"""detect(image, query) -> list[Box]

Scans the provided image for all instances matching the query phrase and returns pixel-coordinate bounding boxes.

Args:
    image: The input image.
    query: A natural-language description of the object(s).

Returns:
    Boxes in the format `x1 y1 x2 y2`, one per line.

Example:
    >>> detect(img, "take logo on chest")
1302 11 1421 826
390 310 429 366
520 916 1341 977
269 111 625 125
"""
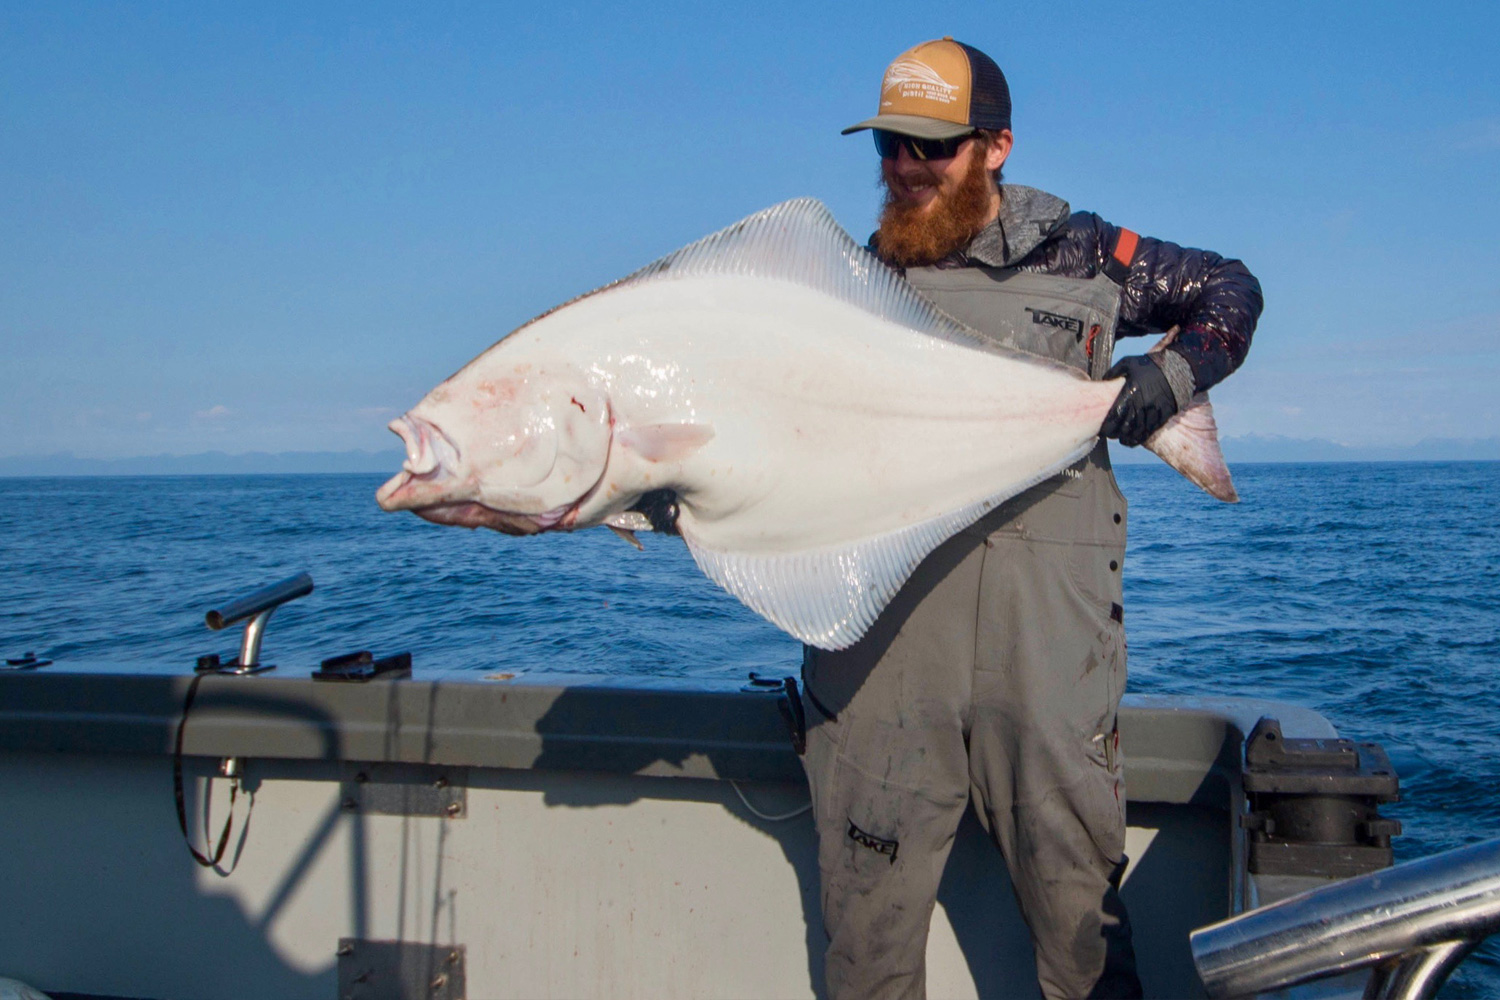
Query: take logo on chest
1025 306 1085 339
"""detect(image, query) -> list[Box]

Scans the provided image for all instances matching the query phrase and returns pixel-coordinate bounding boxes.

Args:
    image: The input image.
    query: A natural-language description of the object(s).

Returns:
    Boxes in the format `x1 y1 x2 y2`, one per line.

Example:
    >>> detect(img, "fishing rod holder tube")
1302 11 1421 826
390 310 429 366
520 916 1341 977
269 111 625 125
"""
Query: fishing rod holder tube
1191 836 1500 998
198 571 313 675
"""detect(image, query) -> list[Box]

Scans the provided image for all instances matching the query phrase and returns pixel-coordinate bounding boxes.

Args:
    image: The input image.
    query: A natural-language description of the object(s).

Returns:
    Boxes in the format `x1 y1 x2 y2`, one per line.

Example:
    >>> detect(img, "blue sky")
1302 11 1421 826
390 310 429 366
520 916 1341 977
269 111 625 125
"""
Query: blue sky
3 2 1498 458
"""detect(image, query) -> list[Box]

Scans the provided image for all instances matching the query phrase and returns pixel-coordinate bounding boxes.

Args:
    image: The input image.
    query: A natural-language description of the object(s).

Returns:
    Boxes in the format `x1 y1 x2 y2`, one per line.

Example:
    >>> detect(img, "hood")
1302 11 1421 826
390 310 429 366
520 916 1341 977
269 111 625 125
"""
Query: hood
966 184 1072 267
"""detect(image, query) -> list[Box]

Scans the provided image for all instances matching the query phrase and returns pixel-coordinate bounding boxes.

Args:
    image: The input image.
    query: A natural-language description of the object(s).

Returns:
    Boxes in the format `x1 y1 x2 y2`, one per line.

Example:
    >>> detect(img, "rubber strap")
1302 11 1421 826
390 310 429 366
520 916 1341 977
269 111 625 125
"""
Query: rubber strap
776 677 807 756
173 673 239 869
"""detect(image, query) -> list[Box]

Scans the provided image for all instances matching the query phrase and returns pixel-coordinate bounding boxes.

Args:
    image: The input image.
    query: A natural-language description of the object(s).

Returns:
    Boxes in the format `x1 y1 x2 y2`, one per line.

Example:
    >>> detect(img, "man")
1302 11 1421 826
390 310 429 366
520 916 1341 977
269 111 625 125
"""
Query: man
799 38 1262 999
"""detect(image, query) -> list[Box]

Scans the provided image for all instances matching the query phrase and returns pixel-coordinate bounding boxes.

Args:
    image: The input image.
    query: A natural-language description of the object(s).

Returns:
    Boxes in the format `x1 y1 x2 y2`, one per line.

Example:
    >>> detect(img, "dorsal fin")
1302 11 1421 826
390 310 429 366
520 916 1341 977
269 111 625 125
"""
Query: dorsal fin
616 197 995 354
509 198 1081 381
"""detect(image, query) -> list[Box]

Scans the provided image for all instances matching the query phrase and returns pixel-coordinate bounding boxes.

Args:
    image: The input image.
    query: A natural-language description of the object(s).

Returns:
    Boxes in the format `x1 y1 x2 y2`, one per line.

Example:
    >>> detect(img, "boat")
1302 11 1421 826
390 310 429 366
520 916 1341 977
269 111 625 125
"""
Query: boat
0 573 1493 999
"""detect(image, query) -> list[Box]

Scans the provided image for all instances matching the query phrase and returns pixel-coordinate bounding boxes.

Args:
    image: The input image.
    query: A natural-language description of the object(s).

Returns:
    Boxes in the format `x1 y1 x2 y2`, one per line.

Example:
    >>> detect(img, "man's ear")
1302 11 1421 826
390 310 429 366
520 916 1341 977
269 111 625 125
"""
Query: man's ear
985 129 1014 172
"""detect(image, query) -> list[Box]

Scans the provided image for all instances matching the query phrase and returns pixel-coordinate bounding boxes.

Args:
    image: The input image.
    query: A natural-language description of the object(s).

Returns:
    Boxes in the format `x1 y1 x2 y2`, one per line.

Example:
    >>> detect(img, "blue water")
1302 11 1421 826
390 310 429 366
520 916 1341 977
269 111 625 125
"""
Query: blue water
2 463 1498 995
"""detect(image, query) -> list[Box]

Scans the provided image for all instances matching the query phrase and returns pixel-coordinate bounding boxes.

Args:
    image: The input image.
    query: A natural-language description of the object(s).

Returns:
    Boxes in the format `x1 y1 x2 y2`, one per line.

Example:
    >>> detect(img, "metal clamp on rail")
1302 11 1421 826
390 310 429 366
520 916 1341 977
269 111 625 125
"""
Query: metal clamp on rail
312 650 412 682
197 571 313 675
1191 836 1500 999
3 651 52 670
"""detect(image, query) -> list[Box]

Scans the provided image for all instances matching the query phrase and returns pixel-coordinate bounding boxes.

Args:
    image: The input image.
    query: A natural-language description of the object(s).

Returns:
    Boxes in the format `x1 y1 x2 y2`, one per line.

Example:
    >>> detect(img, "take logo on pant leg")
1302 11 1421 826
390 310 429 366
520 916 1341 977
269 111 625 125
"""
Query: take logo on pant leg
848 820 900 863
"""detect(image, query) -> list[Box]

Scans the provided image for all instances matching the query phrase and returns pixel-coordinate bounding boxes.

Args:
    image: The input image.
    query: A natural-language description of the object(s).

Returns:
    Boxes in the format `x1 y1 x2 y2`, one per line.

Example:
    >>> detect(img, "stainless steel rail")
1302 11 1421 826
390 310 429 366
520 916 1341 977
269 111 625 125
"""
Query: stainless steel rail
203 571 313 673
1191 837 1500 999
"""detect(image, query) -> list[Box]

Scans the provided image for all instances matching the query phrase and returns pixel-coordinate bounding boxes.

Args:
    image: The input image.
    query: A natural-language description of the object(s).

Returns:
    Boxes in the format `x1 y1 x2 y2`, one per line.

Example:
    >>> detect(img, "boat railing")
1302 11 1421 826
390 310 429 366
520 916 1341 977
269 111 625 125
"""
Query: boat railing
1191 836 1500 999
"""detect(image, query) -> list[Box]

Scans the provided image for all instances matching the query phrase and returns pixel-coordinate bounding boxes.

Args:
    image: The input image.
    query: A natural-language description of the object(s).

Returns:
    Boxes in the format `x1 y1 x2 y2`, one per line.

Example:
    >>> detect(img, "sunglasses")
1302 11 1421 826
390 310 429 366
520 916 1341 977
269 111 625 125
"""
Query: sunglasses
873 129 977 162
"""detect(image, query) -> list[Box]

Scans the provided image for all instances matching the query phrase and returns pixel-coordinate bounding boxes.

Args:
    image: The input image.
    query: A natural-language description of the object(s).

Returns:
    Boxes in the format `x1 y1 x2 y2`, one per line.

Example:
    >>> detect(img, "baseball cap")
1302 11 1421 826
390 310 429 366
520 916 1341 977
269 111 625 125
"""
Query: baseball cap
842 38 1012 140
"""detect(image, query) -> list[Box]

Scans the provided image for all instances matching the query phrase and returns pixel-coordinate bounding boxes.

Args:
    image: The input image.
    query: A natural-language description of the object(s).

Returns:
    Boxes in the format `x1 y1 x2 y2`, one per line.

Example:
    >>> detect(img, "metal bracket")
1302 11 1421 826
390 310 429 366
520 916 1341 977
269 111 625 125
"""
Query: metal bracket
741 670 786 693
337 939 465 1000
1241 716 1401 877
341 763 467 819
314 650 413 682
197 571 314 674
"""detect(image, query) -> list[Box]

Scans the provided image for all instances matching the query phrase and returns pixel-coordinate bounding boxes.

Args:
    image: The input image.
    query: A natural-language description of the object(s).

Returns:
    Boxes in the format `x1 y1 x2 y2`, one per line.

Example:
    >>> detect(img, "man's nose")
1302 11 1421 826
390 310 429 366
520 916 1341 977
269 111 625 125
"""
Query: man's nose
892 142 924 172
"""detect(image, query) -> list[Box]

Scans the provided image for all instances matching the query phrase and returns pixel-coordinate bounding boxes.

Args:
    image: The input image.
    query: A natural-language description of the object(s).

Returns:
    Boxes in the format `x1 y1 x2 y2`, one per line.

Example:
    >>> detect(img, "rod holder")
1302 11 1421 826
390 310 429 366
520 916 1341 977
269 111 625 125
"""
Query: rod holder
200 572 313 675
1191 836 1500 998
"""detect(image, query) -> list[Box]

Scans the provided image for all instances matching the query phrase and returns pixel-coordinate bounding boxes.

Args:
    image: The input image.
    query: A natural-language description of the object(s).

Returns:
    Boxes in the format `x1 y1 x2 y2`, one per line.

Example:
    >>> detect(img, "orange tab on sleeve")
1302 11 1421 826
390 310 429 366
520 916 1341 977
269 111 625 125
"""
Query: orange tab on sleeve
1113 228 1139 268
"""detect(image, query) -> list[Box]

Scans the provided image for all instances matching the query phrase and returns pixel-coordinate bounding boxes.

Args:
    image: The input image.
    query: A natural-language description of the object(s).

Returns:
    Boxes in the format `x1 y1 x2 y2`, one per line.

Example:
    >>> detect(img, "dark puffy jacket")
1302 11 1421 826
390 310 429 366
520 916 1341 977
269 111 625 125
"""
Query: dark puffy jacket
1017 209 1262 392
878 184 1263 393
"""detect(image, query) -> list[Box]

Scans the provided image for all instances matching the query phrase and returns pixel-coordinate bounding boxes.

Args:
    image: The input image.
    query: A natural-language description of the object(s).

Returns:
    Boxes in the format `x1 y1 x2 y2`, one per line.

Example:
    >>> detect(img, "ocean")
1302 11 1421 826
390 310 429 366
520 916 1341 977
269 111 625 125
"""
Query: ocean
2 463 1497 995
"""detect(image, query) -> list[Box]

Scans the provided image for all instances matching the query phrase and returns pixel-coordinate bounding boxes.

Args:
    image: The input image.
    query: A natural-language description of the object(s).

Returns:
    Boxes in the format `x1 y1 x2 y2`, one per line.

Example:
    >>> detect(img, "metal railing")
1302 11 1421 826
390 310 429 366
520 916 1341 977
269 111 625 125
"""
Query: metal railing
1191 837 1500 999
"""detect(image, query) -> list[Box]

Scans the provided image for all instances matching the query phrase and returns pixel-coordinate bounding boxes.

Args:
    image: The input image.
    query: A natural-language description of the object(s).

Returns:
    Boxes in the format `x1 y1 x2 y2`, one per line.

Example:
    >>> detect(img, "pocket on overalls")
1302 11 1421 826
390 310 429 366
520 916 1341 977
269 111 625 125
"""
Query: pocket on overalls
1081 617 1128 857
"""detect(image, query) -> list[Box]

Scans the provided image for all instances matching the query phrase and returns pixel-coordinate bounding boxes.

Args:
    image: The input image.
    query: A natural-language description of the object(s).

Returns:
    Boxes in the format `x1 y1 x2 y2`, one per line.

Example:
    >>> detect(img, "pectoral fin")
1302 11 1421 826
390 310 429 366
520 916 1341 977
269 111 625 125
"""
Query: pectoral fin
618 423 715 463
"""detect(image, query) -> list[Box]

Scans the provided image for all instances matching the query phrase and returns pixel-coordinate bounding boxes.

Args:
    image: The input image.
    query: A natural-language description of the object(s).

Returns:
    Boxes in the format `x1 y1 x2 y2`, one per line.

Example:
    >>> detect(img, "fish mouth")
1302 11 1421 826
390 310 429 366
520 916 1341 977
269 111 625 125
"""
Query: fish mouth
401 498 580 536
376 412 586 533
407 501 546 535
376 414 462 512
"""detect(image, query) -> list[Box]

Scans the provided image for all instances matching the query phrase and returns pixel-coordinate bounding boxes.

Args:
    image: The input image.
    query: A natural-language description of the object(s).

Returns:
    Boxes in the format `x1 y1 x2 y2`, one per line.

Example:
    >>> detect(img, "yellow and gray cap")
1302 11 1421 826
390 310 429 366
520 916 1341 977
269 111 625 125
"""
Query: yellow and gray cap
842 38 1012 140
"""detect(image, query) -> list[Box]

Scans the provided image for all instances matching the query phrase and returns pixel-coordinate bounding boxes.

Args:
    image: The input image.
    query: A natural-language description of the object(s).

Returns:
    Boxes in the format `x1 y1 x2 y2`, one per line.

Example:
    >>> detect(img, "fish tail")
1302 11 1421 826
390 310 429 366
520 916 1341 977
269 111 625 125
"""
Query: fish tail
1143 393 1240 502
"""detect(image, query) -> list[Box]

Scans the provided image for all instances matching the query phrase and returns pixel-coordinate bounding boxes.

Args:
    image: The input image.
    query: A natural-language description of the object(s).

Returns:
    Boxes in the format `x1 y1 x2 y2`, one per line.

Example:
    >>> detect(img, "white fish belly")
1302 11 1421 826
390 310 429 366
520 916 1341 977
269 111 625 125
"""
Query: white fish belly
508 275 1117 554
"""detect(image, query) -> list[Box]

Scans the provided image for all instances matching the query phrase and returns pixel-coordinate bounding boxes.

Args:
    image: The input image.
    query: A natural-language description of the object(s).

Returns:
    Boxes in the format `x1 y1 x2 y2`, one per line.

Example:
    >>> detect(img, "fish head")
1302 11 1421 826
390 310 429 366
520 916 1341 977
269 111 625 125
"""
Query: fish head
375 361 611 534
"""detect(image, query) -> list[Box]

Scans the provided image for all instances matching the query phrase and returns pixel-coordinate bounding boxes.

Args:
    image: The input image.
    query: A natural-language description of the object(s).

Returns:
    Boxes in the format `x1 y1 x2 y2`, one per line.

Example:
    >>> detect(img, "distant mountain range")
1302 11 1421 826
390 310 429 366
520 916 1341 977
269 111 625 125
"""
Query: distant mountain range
0 449 408 477
2 438 1497 477
1112 435 1500 465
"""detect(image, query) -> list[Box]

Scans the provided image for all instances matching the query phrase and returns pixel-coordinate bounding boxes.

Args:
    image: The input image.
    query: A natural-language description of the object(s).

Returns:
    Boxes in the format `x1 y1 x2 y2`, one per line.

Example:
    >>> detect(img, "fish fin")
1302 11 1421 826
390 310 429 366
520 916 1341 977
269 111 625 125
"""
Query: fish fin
607 524 645 550
507 198 1080 377
681 442 1094 650
618 423 715 463
1144 393 1240 502
1132 326 1237 501
605 510 653 532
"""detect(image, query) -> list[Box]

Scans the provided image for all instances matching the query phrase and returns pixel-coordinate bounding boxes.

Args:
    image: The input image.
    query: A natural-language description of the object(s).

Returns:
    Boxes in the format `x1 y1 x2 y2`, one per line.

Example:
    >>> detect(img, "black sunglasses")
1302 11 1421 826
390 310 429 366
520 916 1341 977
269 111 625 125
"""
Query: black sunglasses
873 129 977 162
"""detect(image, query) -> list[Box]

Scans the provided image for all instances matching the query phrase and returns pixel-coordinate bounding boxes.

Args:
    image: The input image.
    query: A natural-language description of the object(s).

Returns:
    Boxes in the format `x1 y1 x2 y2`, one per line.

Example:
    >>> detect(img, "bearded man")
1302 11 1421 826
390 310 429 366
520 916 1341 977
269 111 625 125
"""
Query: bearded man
797 38 1262 1000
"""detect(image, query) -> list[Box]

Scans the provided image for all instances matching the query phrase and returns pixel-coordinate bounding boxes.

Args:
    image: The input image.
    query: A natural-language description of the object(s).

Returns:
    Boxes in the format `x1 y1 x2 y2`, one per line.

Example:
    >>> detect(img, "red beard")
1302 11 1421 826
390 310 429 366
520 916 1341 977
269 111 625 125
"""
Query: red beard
874 149 996 268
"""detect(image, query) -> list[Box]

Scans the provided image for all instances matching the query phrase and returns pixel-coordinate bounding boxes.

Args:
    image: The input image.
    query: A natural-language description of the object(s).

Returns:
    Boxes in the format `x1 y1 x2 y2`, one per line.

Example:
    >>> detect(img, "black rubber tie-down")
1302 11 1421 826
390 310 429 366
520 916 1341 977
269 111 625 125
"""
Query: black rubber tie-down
777 677 808 756
172 673 239 869
804 682 839 723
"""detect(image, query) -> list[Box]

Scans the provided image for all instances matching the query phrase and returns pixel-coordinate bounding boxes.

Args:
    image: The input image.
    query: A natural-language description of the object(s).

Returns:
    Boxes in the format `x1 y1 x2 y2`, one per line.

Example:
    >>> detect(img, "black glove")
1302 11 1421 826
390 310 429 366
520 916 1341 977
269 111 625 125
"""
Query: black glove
1100 355 1178 447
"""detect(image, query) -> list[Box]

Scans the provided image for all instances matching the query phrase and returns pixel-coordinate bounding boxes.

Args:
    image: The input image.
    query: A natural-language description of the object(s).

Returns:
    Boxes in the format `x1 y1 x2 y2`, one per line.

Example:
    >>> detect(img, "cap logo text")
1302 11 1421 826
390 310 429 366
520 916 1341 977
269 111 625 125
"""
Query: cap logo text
881 59 958 107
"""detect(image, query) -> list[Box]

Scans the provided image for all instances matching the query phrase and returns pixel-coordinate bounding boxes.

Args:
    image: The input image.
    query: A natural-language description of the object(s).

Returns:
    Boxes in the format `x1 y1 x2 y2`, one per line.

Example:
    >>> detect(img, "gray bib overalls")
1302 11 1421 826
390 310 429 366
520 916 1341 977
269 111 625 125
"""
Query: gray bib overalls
800 268 1143 999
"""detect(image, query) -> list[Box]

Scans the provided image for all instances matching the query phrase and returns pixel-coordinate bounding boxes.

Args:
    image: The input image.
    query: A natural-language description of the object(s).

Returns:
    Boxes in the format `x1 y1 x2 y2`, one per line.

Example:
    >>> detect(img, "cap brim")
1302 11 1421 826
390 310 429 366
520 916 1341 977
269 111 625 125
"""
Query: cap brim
840 114 975 139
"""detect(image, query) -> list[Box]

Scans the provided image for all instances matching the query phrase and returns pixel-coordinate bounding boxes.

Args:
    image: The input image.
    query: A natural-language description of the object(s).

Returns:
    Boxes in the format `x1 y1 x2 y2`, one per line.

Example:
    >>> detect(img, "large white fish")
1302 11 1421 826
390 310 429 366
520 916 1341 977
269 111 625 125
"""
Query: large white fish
377 199 1236 649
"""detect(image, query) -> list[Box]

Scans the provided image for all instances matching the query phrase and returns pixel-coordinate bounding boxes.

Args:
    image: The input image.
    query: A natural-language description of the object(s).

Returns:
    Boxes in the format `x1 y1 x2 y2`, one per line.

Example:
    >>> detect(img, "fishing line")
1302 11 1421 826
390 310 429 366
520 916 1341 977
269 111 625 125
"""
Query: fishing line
730 780 812 822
